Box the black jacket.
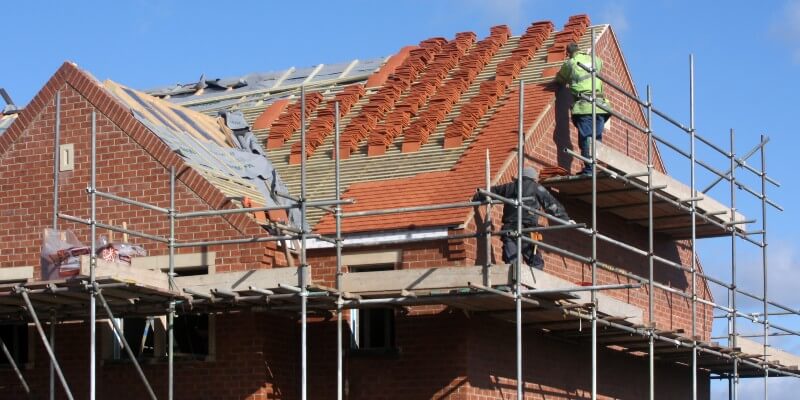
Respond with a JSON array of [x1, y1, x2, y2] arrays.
[[489, 177, 569, 229]]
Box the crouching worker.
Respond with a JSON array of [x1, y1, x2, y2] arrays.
[[473, 166, 570, 269]]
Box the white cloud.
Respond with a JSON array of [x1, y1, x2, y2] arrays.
[[599, 2, 630, 34], [771, 0, 800, 64], [704, 239, 800, 369], [707, 239, 800, 312]]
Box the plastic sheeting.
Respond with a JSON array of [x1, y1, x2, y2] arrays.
[[132, 110, 306, 230], [0, 114, 16, 137]]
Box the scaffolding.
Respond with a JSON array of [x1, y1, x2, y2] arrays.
[[0, 28, 796, 400]]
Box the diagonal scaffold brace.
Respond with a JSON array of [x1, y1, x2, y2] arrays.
[[16, 287, 75, 400], [94, 283, 158, 400]]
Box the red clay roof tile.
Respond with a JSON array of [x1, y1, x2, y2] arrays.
[[290, 84, 366, 163], [339, 35, 450, 158], [253, 99, 290, 131], [365, 46, 415, 89], [267, 91, 324, 149], [444, 21, 552, 149]]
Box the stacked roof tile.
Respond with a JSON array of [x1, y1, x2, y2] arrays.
[[405, 27, 509, 152], [252, 99, 290, 130], [442, 23, 555, 149], [368, 32, 476, 155], [267, 91, 324, 149], [340, 38, 447, 159], [547, 14, 590, 62], [290, 84, 366, 164]]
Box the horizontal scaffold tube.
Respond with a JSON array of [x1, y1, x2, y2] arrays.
[[58, 213, 169, 244]]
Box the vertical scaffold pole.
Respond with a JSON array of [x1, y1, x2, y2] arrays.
[[590, 27, 598, 400], [51, 90, 61, 400], [168, 166, 176, 400], [515, 78, 524, 400], [89, 109, 97, 400], [53, 91, 61, 231], [729, 129, 738, 400], [646, 85, 655, 400], [334, 101, 344, 400], [761, 134, 769, 399], [485, 148, 492, 282], [689, 54, 698, 400], [300, 85, 309, 400]]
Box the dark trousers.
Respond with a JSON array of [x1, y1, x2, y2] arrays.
[[572, 114, 606, 173], [501, 233, 544, 269]]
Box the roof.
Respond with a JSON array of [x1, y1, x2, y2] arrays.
[[149, 15, 599, 233]]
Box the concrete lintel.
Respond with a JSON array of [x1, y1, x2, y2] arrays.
[[342, 250, 401, 267]]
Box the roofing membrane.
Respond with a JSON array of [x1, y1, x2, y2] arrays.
[[105, 80, 304, 229], [0, 114, 16, 137]]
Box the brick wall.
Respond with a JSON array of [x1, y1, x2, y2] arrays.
[[0, 313, 297, 400], [303, 312, 709, 400]]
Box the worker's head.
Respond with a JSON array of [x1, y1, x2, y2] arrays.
[[522, 166, 539, 181], [566, 42, 579, 56]]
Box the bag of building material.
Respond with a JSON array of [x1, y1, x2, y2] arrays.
[[40, 228, 89, 280], [95, 236, 147, 265]]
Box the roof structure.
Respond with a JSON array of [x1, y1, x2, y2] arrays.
[[149, 16, 601, 233]]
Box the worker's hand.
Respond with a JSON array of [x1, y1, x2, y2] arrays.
[[568, 219, 576, 225]]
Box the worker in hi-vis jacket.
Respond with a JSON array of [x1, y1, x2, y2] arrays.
[[473, 166, 571, 269], [556, 42, 612, 175]]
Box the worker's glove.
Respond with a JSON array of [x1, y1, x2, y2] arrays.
[[568, 219, 577, 225], [471, 192, 484, 202]]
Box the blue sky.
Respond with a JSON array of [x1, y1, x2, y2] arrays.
[[2, 1, 799, 398]]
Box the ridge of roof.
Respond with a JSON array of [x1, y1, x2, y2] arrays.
[[146, 57, 388, 108]]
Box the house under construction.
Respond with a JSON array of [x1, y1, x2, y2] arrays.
[[0, 13, 795, 400]]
